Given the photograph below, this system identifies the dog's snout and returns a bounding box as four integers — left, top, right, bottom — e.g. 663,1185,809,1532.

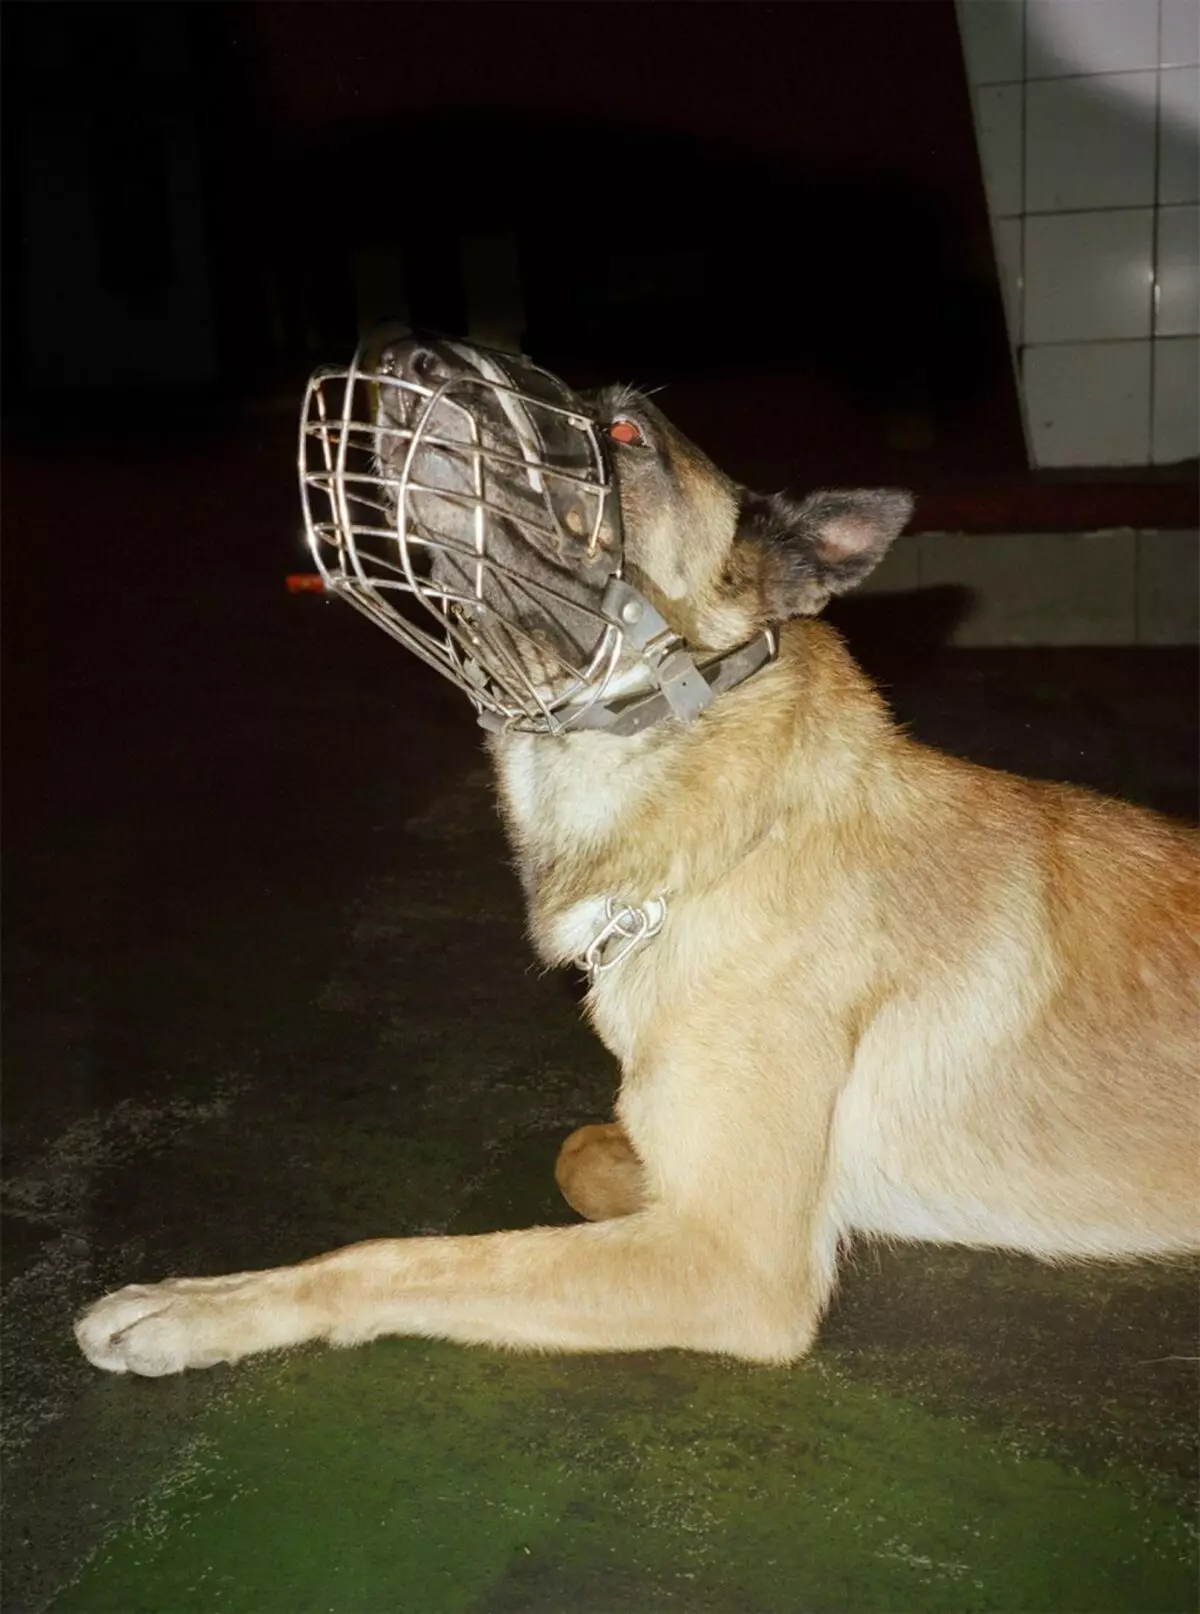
379,339,450,389
409,346,446,386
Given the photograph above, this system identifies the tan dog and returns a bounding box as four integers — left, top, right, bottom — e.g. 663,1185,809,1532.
77,389,1199,1376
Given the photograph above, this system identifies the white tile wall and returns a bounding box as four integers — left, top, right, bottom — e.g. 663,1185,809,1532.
1023,341,1152,464
1025,0,1161,79
1159,66,1200,203
992,216,1025,342
1156,206,1200,334
958,0,1200,466
1152,336,1200,460
1025,210,1154,341
1026,73,1158,211
957,0,1024,84
975,84,1024,216
1160,0,1200,64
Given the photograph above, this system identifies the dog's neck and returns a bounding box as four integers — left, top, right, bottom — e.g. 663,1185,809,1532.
486,620,895,971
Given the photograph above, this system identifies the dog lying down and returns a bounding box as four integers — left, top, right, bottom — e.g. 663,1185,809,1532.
76,337,1198,1377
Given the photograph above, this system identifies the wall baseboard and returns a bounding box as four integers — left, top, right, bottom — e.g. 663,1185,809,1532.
862,530,1199,646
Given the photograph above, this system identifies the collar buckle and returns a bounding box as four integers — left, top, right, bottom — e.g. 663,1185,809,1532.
578,896,668,983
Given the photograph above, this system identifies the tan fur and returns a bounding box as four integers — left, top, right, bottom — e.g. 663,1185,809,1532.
76,398,1199,1378
556,1122,646,1222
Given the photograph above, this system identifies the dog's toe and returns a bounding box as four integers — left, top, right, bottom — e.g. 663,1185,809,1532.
75,1282,229,1376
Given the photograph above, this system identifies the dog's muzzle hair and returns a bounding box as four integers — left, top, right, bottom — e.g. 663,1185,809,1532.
299,327,775,736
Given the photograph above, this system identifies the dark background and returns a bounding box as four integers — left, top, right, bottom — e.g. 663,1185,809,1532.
3,0,1026,489
6,0,1197,522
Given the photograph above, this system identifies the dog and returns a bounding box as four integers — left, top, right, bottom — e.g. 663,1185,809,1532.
76,365,1199,1377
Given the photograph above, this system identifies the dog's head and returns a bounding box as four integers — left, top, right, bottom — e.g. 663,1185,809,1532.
588,385,913,654
303,334,912,732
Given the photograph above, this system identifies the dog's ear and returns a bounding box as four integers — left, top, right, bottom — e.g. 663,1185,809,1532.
738,488,914,618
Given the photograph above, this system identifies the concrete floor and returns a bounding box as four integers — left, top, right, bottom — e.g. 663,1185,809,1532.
3,421,1197,1613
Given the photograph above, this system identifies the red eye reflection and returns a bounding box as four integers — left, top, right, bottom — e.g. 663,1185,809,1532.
608,419,644,447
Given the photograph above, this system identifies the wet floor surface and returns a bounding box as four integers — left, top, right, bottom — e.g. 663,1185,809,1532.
3,425,1198,1612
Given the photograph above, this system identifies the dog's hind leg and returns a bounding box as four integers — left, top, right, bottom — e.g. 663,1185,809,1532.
555,1122,646,1220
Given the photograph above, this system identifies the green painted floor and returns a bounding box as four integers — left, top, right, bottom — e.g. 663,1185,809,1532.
4,430,1197,1612
46,1334,1200,1614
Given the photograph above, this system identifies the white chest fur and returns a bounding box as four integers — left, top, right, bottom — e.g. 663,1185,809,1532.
547,895,612,965
493,729,661,855
490,729,668,967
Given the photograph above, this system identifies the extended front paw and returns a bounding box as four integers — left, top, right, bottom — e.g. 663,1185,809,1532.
75,1275,264,1376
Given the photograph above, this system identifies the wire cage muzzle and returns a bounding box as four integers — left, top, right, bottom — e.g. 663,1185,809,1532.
298,335,629,732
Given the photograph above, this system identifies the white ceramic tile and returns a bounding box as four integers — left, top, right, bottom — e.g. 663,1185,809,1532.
1023,341,1151,464
1160,0,1200,67
993,215,1024,342
956,0,1024,84
1136,529,1200,643
1026,74,1157,211
1025,210,1154,341
1152,336,1200,459
974,84,1024,215
1159,67,1200,204
1026,0,1159,78
1155,206,1200,334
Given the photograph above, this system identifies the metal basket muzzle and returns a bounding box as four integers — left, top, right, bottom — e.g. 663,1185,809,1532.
298,333,633,734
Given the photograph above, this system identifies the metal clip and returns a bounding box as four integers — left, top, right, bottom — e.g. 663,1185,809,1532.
579,896,668,982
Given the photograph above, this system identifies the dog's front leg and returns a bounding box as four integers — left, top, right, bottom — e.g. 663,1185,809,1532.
75,1210,816,1376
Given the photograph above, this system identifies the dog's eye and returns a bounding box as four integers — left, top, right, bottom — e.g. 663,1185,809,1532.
608,419,645,448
